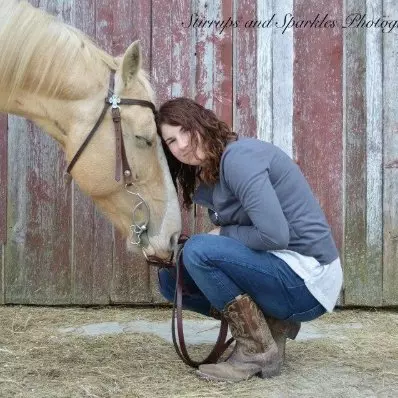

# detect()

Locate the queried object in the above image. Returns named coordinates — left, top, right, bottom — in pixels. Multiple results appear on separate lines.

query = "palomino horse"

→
left=0, top=0, right=181, bottom=260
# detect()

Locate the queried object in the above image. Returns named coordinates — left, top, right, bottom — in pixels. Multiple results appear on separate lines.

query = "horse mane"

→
left=0, top=0, right=120, bottom=102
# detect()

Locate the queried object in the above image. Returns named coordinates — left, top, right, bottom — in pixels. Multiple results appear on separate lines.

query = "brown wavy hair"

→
left=156, top=97, right=237, bottom=209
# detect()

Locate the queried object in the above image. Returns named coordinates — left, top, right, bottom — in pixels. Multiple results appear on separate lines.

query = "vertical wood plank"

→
left=70, top=0, right=113, bottom=305
left=150, top=0, right=195, bottom=302
left=214, top=0, right=234, bottom=132
left=171, top=0, right=196, bottom=238
left=151, top=0, right=180, bottom=303
left=272, top=0, right=294, bottom=156
left=7, top=116, right=72, bottom=304
left=0, top=114, right=6, bottom=304
left=95, top=0, right=152, bottom=303
left=365, top=0, right=383, bottom=304
left=293, top=1, right=343, bottom=260
left=234, top=0, right=257, bottom=138
left=344, top=0, right=383, bottom=305
left=344, top=0, right=367, bottom=305
left=192, top=0, right=217, bottom=235
left=6, top=0, right=72, bottom=304
left=0, top=114, right=7, bottom=246
left=383, top=0, right=398, bottom=305
left=256, top=0, right=273, bottom=143
left=152, top=0, right=174, bottom=104
left=0, top=245, right=3, bottom=304
left=192, top=0, right=235, bottom=235
left=257, top=0, right=294, bottom=157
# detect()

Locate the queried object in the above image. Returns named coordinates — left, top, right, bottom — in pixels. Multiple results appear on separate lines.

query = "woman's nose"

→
left=178, top=136, right=189, bottom=151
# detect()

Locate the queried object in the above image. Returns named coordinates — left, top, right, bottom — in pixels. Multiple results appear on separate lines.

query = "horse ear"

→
left=121, top=40, right=142, bottom=85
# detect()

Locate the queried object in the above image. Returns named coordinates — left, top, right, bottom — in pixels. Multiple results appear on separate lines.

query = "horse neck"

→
left=1, top=63, right=110, bottom=146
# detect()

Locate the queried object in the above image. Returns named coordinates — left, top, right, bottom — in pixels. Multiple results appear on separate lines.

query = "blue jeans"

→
left=158, top=234, right=326, bottom=322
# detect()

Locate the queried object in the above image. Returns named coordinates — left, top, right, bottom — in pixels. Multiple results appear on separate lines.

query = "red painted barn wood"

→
left=193, top=0, right=238, bottom=235
left=6, top=0, right=72, bottom=304
left=2, top=0, right=396, bottom=307
left=293, top=0, right=343, bottom=271
left=151, top=0, right=195, bottom=301
left=70, top=0, right=113, bottom=305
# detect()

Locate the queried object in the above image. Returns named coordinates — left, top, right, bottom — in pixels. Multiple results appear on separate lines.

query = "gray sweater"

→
left=193, top=138, right=339, bottom=265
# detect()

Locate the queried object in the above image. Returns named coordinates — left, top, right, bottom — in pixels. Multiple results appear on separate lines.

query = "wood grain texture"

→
left=256, top=0, right=273, bottom=143
left=0, top=111, right=5, bottom=304
left=150, top=0, right=195, bottom=302
left=0, top=114, right=7, bottom=245
left=234, top=0, right=257, bottom=137
left=383, top=0, right=398, bottom=305
left=344, top=0, right=383, bottom=306
left=272, top=0, right=294, bottom=156
left=5, top=1, right=72, bottom=304
left=365, top=0, right=383, bottom=305
left=0, top=245, right=3, bottom=304
left=293, top=1, right=343, bottom=259
left=257, top=0, right=294, bottom=157
left=6, top=117, right=72, bottom=304
left=94, top=0, right=152, bottom=303
left=192, top=0, right=218, bottom=235
left=67, top=0, right=113, bottom=305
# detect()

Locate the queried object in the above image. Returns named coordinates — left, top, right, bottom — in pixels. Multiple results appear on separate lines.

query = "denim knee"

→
left=182, top=234, right=211, bottom=270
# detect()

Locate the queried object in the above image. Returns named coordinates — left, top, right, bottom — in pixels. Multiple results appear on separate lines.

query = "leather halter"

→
left=65, top=70, right=231, bottom=368
left=66, top=70, right=156, bottom=185
left=170, top=237, right=233, bottom=368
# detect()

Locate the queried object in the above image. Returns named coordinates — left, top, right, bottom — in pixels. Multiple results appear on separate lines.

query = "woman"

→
left=155, top=97, right=343, bottom=382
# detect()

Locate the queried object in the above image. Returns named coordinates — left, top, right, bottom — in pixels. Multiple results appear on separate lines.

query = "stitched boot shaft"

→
left=197, top=294, right=280, bottom=382
left=266, top=318, right=301, bottom=362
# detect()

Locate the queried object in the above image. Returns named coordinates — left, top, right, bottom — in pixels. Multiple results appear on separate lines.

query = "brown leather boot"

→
left=196, top=294, right=280, bottom=382
left=266, top=318, right=301, bottom=363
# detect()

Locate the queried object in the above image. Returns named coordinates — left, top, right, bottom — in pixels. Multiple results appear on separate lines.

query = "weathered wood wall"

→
left=0, top=0, right=397, bottom=306
left=383, top=0, right=398, bottom=304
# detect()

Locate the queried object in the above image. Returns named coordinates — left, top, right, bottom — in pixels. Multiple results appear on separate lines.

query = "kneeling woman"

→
left=156, top=98, right=342, bottom=382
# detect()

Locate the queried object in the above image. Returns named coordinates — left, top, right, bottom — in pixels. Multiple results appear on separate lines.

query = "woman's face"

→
left=160, top=124, right=206, bottom=166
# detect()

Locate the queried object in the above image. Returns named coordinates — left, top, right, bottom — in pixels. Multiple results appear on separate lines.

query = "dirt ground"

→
left=0, top=305, right=397, bottom=398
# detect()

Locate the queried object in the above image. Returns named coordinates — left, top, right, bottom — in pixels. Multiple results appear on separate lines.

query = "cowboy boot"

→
left=196, top=294, right=280, bottom=382
left=266, top=318, right=301, bottom=363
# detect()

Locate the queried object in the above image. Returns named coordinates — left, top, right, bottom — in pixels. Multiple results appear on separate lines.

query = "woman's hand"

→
left=208, top=227, right=221, bottom=235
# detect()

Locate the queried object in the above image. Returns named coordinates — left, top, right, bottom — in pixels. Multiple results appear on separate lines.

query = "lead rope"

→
left=170, top=237, right=234, bottom=368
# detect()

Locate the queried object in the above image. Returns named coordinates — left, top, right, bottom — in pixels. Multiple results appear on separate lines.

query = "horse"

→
left=0, top=0, right=182, bottom=261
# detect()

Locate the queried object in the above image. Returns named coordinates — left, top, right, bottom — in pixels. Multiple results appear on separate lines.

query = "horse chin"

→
left=125, top=234, right=172, bottom=261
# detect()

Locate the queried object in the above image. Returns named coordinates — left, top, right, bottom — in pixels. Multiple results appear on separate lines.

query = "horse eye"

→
left=135, top=135, right=152, bottom=147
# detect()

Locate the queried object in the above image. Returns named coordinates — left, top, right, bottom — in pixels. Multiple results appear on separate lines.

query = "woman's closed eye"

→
left=165, top=138, right=175, bottom=146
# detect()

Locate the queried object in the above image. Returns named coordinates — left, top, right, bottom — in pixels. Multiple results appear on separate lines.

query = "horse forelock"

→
left=0, top=0, right=118, bottom=104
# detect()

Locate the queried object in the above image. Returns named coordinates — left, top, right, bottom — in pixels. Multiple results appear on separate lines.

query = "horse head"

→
left=0, top=1, right=181, bottom=260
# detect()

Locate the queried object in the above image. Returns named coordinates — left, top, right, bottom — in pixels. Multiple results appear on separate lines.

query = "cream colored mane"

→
left=0, top=0, right=156, bottom=104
